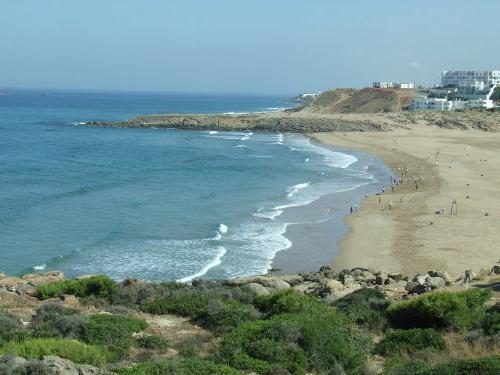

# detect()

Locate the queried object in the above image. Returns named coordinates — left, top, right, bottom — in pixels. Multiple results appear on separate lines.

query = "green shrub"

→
left=143, top=293, right=260, bottom=333
left=142, top=293, right=209, bottom=317
left=37, top=275, right=117, bottom=300
left=332, top=288, right=389, bottom=331
left=82, top=314, right=148, bottom=350
left=384, top=356, right=500, bottom=375
left=482, top=303, right=500, bottom=335
left=376, top=329, right=445, bottom=356
left=428, top=356, right=500, bottom=375
left=216, top=305, right=368, bottom=375
left=0, top=311, right=26, bottom=342
left=115, top=358, right=243, bottom=375
left=31, top=304, right=85, bottom=339
left=386, top=289, right=491, bottom=331
left=137, top=335, right=170, bottom=350
left=0, top=338, right=110, bottom=367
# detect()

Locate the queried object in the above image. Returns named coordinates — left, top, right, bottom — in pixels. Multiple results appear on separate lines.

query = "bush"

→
left=332, top=288, right=389, bottom=331
left=143, top=293, right=260, bottom=333
left=115, top=358, right=243, bottom=375
left=428, top=356, right=500, bottom=375
left=376, top=329, right=445, bottom=356
left=386, top=289, right=491, bottom=331
left=216, top=294, right=369, bottom=375
left=82, top=314, right=148, bottom=350
left=137, top=335, right=170, bottom=351
left=0, top=311, right=26, bottom=342
left=0, top=338, right=110, bottom=367
left=37, top=275, right=117, bottom=300
left=482, top=303, right=500, bottom=335
left=30, top=304, right=85, bottom=339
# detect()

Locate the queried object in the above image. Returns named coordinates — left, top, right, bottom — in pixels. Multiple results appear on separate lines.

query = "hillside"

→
left=0, top=265, right=499, bottom=374
left=296, top=88, right=414, bottom=114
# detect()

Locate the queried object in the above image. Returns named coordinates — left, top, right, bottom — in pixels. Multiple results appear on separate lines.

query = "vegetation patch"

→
left=386, top=289, right=490, bottom=331
left=36, top=275, right=117, bottom=300
left=142, top=291, right=260, bottom=333
left=376, top=328, right=445, bottom=356
left=482, top=303, right=500, bottom=335
left=332, top=288, right=389, bottom=330
left=115, top=358, right=243, bottom=375
left=0, top=338, right=110, bottom=367
left=82, top=314, right=148, bottom=350
left=137, top=335, right=170, bottom=351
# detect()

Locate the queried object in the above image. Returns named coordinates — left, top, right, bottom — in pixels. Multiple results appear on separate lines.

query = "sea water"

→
left=0, top=89, right=388, bottom=281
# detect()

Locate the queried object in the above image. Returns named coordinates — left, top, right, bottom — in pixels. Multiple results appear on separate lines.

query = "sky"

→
left=1, top=0, right=500, bottom=95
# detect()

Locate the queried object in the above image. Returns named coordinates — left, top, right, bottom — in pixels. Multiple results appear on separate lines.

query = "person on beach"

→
left=389, top=201, right=392, bottom=210
left=350, top=205, right=353, bottom=214
left=378, top=196, right=381, bottom=204
left=354, top=203, right=358, bottom=213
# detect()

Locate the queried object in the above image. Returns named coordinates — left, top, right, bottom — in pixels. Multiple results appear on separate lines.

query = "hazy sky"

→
left=1, top=0, right=499, bottom=94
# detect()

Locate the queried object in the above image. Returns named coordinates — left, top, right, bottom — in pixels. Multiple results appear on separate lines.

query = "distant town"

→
left=374, top=70, right=500, bottom=111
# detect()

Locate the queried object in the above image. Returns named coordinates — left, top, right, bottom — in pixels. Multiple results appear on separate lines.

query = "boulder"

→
left=342, top=275, right=355, bottom=288
left=293, top=281, right=321, bottom=294
left=413, top=274, right=429, bottom=285
left=491, top=265, right=500, bottom=275
left=426, top=276, right=446, bottom=289
left=428, top=270, right=452, bottom=283
left=408, top=283, right=428, bottom=295
left=321, top=279, right=345, bottom=293
left=384, top=280, right=408, bottom=292
left=43, top=356, right=110, bottom=374
left=245, top=283, right=270, bottom=297
left=260, top=278, right=290, bottom=291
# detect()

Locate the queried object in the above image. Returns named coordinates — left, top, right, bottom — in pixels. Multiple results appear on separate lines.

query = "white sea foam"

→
left=305, top=158, right=310, bottom=162
left=286, top=182, right=310, bottom=198
left=287, top=135, right=357, bottom=169
left=208, top=131, right=218, bottom=135
left=33, top=263, right=47, bottom=271
left=177, top=246, right=227, bottom=283
left=240, top=135, right=250, bottom=141
left=253, top=209, right=284, bottom=220
left=218, top=223, right=228, bottom=234
left=234, top=144, right=248, bottom=148
left=217, top=222, right=292, bottom=278
left=265, top=107, right=289, bottom=112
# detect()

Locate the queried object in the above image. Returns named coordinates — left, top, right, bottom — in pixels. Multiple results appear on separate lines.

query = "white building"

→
left=441, top=70, right=500, bottom=90
left=373, top=82, right=415, bottom=89
left=413, top=97, right=452, bottom=111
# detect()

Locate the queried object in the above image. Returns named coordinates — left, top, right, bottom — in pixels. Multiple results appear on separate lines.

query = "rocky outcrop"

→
left=0, top=355, right=110, bottom=375
left=0, top=271, right=64, bottom=297
left=225, top=263, right=500, bottom=302
left=85, top=113, right=385, bottom=133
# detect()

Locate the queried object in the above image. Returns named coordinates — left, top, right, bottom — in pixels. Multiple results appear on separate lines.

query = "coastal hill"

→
left=290, top=88, right=414, bottom=114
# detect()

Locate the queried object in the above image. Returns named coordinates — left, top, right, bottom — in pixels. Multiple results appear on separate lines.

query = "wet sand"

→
left=312, top=125, right=500, bottom=278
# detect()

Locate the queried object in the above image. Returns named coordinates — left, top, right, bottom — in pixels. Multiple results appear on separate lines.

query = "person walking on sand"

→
left=378, top=196, right=381, bottom=204
left=389, top=201, right=392, bottom=210
left=350, top=205, right=353, bottom=214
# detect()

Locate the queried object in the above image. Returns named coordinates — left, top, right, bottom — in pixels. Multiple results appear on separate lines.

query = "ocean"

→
left=0, top=89, right=392, bottom=281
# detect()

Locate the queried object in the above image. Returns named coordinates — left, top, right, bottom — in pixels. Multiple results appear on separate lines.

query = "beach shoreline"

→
left=311, top=125, right=500, bottom=278
left=271, top=144, right=394, bottom=274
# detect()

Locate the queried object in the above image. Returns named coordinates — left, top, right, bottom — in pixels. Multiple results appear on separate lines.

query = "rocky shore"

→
left=84, top=112, right=385, bottom=133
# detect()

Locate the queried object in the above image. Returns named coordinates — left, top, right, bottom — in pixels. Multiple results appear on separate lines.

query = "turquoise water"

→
left=0, top=89, right=383, bottom=281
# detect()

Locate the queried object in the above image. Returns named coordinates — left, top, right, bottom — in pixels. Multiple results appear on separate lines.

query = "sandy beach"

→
left=311, top=125, right=500, bottom=278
